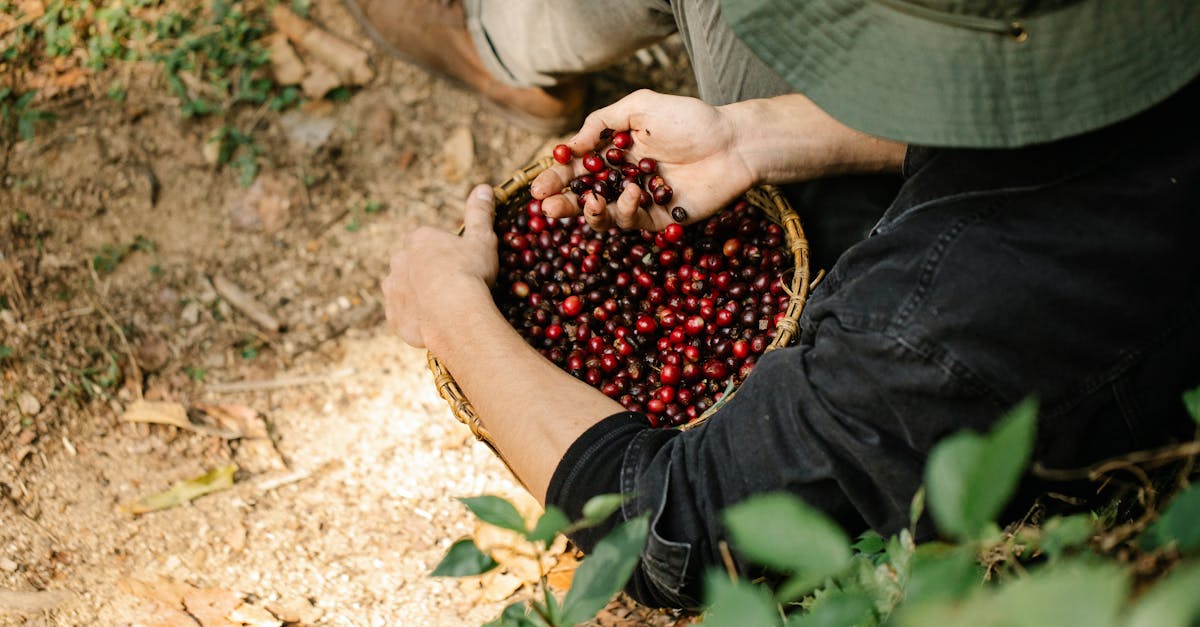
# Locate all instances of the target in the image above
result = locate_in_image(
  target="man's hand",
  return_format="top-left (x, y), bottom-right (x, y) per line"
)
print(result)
top-left (531, 90), bottom-right (907, 233)
top-left (531, 90), bottom-right (755, 232)
top-left (381, 184), bottom-right (498, 348)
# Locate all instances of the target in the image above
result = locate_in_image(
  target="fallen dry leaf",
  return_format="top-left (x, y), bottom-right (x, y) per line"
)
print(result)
top-left (144, 606), bottom-right (202, 627)
top-left (300, 58), bottom-right (341, 99)
top-left (228, 602), bottom-right (281, 627)
top-left (267, 32), bottom-right (305, 85)
top-left (123, 400), bottom-right (239, 439)
top-left (124, 464), bottom-right (238, 515)
top-left (118, 576), bottom-right (193, 609)
top-left (440, 126), bottom-right (475, 182)
top-left (194, 404), bottom-right (269, 439)
top-left (0, 589), bottom-right (72, 614)
top-left (479, 572), bottom-right (524, 603)
top-left (272, 6), bottom-right (373, 86)
top-left (123, 400), bottom-right (191, 430)
top-left (182, 588), bottom-right (242, 627)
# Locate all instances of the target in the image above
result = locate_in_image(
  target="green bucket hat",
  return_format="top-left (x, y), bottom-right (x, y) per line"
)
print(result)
top-left (719, 0), bottom-right (1200, 147)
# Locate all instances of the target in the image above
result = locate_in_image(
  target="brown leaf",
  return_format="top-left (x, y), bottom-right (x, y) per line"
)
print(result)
top-left (479, 572), bottom-right (524, 602)
top-left (267, 32), bottom-right (305, 85)
top-left (440, 126), bottom-right (475, 182)
top-left (118, 576), bottom-right (192, 609)
top-left (123, 400), bottom-right (191, 430)
top-left (228, 602), bottom-right (282, 627)
top-left (182, 588), bottom-right (242, 627)
top-left (194, 404), bottom-right (269, 439)
top-left (0, 590), bottom-right (72, 613)
top-left (272, 6), bottom-right (373, 86)
top-left (300, 59), bottom-right (341, 100)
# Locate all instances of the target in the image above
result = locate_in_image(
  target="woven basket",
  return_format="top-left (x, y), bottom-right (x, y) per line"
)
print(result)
top-left (427, 156), bottom-right (812, 459)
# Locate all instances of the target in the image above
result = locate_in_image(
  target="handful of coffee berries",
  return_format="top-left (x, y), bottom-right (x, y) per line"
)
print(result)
top-left (494, 146), bottom-right (795, 427)
top-left (553, 130), bottom-right (689, 223)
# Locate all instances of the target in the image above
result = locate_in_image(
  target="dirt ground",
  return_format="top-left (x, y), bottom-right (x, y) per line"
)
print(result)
top-left (0, 2), bottom-right (696, 624)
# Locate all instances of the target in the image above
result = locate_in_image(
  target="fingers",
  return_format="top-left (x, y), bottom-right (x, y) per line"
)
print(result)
top-left (462, 184), bottom-right (496, 240)
top-left (566, 89), bottom-right (656, 153)
top-left (611, 183), bottom-right (645, 230)
top-left (581, 192), bottom-right (613, 232)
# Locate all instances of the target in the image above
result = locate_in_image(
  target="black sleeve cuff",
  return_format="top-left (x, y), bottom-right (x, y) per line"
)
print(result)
top-left (545, 410), bottom-right (650, 552)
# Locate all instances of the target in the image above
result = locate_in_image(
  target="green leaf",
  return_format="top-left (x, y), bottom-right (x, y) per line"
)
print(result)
top-left (787, 590), bottom-right (875, 627)
top-left (723, 492), bottom-right (851, 579)
top-left (431, 539), bottom-right (499, 577)
top-left (924, 398), bottom-right (1038, 539)
top-left (903, 544), bottom-right (980, 606)
top-left (1037, 514), bottom-right (1094, 561)
top-left (538, 585), bottom-right (562, 626)
top-left (483, 600), bottom-right (545, 627)
top-left (527, 506), bottom-right (570, 546)
top-left (1183, 385), bottom-right (1200, 424)
top-left (1126, 561), bottom-right (1200, 627)
top-left (851, 530), bottom-right (885, 556)
top-left (559, 515), bottom-right (649, 626)
top-left (0, 346), bottom-right (14, 359)
top-left (894, 558), bottom-right (1126, 627)
top-left (699, 571), bottom-right (779, 627)
top-left (908, 485), bottom-right (926, 529)
top-left (1142, 485), bottom-right (1200, 553)
top-left (580, 493), bottom-right (628, 527)
top-left (459, 495), bottom-right (528, 534)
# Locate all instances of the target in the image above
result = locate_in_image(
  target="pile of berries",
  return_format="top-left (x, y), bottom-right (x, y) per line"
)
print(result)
top-left (493, 197), bottom-right (794, 427)
top-left (553, 130), bottom-right (690, 223)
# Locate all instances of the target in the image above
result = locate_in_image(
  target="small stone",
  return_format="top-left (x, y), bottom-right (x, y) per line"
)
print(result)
top-left (441, 126), bottom-right (475, 182)
top-left (0, 557), bottom-right (18, 572)
top-left (134, 335), bottom-right (171, 373)
top-left (361, 104), bottom-right (394, 146)
top-left (180, 302), bottom-right (202, 326)
top-left (17, 392), bottom-right (40, 416)
top-left (266, 596), bottom-right (321, 624)
top-left (280, 110), bottom-right (337, 153)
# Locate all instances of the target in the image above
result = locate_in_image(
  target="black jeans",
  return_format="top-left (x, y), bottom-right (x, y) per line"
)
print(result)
top-left (546, 78), bottom-right (1200, 609)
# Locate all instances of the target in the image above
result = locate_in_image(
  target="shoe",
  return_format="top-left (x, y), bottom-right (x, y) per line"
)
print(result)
top-left (342, 0), bottom-right (585, 134)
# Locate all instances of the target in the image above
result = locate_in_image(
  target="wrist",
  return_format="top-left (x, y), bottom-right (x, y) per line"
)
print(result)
top-left (723, 95), bottom-right (906, 185)
top-left (420, 275), bottom-right (496, 355)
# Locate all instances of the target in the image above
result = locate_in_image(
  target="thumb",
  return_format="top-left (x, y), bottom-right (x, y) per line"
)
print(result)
top-left (462, 184), bottom-right (496, 238)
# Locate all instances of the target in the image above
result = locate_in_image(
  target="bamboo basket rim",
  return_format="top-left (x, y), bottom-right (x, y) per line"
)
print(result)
top-left (427, 157), bottom-right (812, 462)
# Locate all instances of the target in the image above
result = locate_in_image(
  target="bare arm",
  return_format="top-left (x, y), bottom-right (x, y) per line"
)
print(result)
top-left (382, 185), bottom-right (623, 502)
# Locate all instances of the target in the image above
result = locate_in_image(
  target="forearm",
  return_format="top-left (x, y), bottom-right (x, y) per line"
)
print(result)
top-left (721, 93), bottom-right (907, 185)
top-left (422, 277), bottom-right (625, 502)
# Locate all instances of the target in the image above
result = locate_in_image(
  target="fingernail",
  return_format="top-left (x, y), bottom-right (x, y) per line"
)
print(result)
top-left (473, 185), bottom-right (492, 200)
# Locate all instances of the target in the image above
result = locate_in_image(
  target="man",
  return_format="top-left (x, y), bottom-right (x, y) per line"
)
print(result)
top-left (377, 0), bottom-right (1200, 608)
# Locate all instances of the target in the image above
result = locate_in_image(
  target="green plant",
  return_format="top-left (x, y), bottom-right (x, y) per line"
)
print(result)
top-left (0, 88), bottom-right (54, 142)
top-left (92, 235), bottom-right (156, 275)
top-left (211, 125), bottom-right (260, 186)
top-left (440, 388), bottom-right (1200, 626)
top-left (432, 493), bottom-right (647, 626)
top-left (185, 366), bottom-right (207, 382)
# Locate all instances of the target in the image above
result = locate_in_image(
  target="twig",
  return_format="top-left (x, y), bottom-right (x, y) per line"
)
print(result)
top-left (203, 367), bottom-right (355, 393)
top-left (718, 540), bottom-right (739, 583)
top-left (211, 274), bottom-right (282, 332)
top-left (25, 305), bottom-right (95, 328)
top-left (1031, 441), bottom-right (1200, 481)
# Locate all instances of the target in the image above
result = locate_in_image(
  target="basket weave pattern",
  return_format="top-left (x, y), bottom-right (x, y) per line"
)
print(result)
top-left (427, 157), bottom-right (811, 449)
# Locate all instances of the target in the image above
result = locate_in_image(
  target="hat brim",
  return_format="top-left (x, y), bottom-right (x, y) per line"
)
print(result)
top-left (721, 0), bottom-right (1200, 147)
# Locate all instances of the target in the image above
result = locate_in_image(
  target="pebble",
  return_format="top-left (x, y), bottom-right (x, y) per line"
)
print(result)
top-left (0, 557), bottom-right (17, 572)
top-left (17, 392), bottom-right (40, 416)
top-left (180, 302), bottom-right (202, 325)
